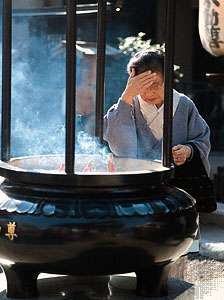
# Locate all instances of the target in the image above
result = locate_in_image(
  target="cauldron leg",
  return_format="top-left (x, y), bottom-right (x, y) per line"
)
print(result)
top-left (2, 264), bottom-right (39, 298)
top-left (136, 263), bottom-right (172, 297)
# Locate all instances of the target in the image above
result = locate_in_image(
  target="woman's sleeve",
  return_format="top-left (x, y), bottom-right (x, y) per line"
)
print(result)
top-left (104, 98), bottom-right (138, 157)
top-left (186, 100), bottom-right (211, 174)
top-left (173, 100), bottom-right (216, 212)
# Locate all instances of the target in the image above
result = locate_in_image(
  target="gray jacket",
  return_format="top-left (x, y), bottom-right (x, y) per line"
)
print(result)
top-left (104, 92), bottom-right (211, 174)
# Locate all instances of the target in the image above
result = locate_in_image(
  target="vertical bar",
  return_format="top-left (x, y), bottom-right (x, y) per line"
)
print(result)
top-left (163, 0), bottom-right (176, 167)
top-left (95, 0), bottom-right (107, 143)
top-left (65, 0), bottom-right (76, 174)
top-left (1, 0), bottom-right (12, 162)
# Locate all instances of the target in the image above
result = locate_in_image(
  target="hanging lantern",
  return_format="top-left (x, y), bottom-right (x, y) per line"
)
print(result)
top-left (199, 0), bottom-right (224, 56)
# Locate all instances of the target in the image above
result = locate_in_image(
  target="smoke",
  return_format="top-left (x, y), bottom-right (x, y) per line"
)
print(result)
top-left (0, 13), bottom-right (129, 160)
top-left (0, 15), bottom-right (67, 157)
top-left (76, 131), bottom-right (109, 156)
top-left (0, 16), bottom-right (110, 159)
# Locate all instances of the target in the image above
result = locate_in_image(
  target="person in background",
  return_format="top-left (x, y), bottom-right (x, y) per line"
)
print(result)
top-left (104, 49), bottom-right (216, 214)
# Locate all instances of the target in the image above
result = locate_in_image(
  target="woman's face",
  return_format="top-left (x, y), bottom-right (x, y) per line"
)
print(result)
top-left (140, 72), bottom-right (164, 106)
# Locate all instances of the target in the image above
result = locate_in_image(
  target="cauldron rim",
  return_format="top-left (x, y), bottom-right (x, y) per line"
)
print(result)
top-left (0, 154), bottom-right (174, 187)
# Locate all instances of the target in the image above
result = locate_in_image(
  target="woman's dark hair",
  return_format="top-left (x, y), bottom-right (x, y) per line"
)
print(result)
top-left (127, 50), bottom-right (164, 76)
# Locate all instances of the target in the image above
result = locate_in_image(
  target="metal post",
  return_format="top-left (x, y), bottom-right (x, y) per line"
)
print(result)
top-left (163, 0), bottom-right (176, 167)
top-left (95, 0), bottom-right (106, 143)
top-left (1, 0), bottom-right (12, 162)
top-left (65, 0), bottom-right (76, 174)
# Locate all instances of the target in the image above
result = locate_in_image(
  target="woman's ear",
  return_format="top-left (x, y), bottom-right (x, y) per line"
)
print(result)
top-left (130, 67), bottom-right (136, 77)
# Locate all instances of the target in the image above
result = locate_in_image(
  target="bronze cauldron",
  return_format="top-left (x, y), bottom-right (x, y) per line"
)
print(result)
top-left (0, 155), bottom-right (198, 298)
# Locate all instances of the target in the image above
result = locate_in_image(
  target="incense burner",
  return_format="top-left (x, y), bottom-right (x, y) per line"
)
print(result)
top-left (0, 155), bottom-right (198, 298)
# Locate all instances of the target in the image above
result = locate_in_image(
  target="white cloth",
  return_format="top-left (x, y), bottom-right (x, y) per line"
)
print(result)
top-left (138, 90), bottom-right (180, 140)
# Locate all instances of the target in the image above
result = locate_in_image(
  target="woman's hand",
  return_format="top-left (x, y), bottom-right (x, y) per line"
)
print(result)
top-left (121, 69), bottom-right (157, 105)
top-left (172, 144), bottom-right (192, 166)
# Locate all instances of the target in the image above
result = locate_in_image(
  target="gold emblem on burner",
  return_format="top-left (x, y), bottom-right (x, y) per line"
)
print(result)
top-left (5, 222), bottom-right (18, 241)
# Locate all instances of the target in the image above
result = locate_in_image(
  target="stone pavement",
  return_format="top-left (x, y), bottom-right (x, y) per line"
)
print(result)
top-left (200, 224), bottom-right (224, 260)
top-left (0, 271), bottom-right (224, 300)
top-left (200, 202), bottom-right (224, 260)
top-left (200, 203), bottom-right (224, 229)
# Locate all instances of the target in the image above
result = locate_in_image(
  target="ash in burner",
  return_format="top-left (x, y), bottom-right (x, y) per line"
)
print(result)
top-left (80, 153), bottom-right (116, 173)
top-left (47, 153), bottom-right (116, 173)
top-left (7, 154), bottom-right (167, 175)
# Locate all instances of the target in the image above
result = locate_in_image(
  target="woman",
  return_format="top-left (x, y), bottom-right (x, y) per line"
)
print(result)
top-left (104, 49), bottom-right (216, 213)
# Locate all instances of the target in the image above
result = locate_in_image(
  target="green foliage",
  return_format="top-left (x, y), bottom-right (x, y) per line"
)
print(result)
top-left (118, 32), bottom-right (183, 82)
top-left (118, 32), bottom-right (164, 55)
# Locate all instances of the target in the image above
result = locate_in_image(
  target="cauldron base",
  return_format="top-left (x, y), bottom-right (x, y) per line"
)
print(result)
top-left (109, 262), bottom-right (172, 297)
top-left (1, 265), bottom-right (39, 298)
top-left (0, 176), bottom-right (198, 298)
top-left (2, 262), bottom-right (173, 298)
top-left (135, 263), bottom-right (172, 297)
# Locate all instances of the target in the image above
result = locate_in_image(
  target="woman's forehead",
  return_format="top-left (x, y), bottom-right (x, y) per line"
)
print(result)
top-left (154, 72), bottom-right (164, 81)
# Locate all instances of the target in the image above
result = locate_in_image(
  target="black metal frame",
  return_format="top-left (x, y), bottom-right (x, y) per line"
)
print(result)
top-left (1, 0), bottom-right (12, 162)
top-left (95, 0), bottom-right (107, 143)
top-left (65, 0), bottom-right (76, 174)
top-left (163, 0), bottom-right (176, 167)
top-left (0, 0), bottom-right (176, 182)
